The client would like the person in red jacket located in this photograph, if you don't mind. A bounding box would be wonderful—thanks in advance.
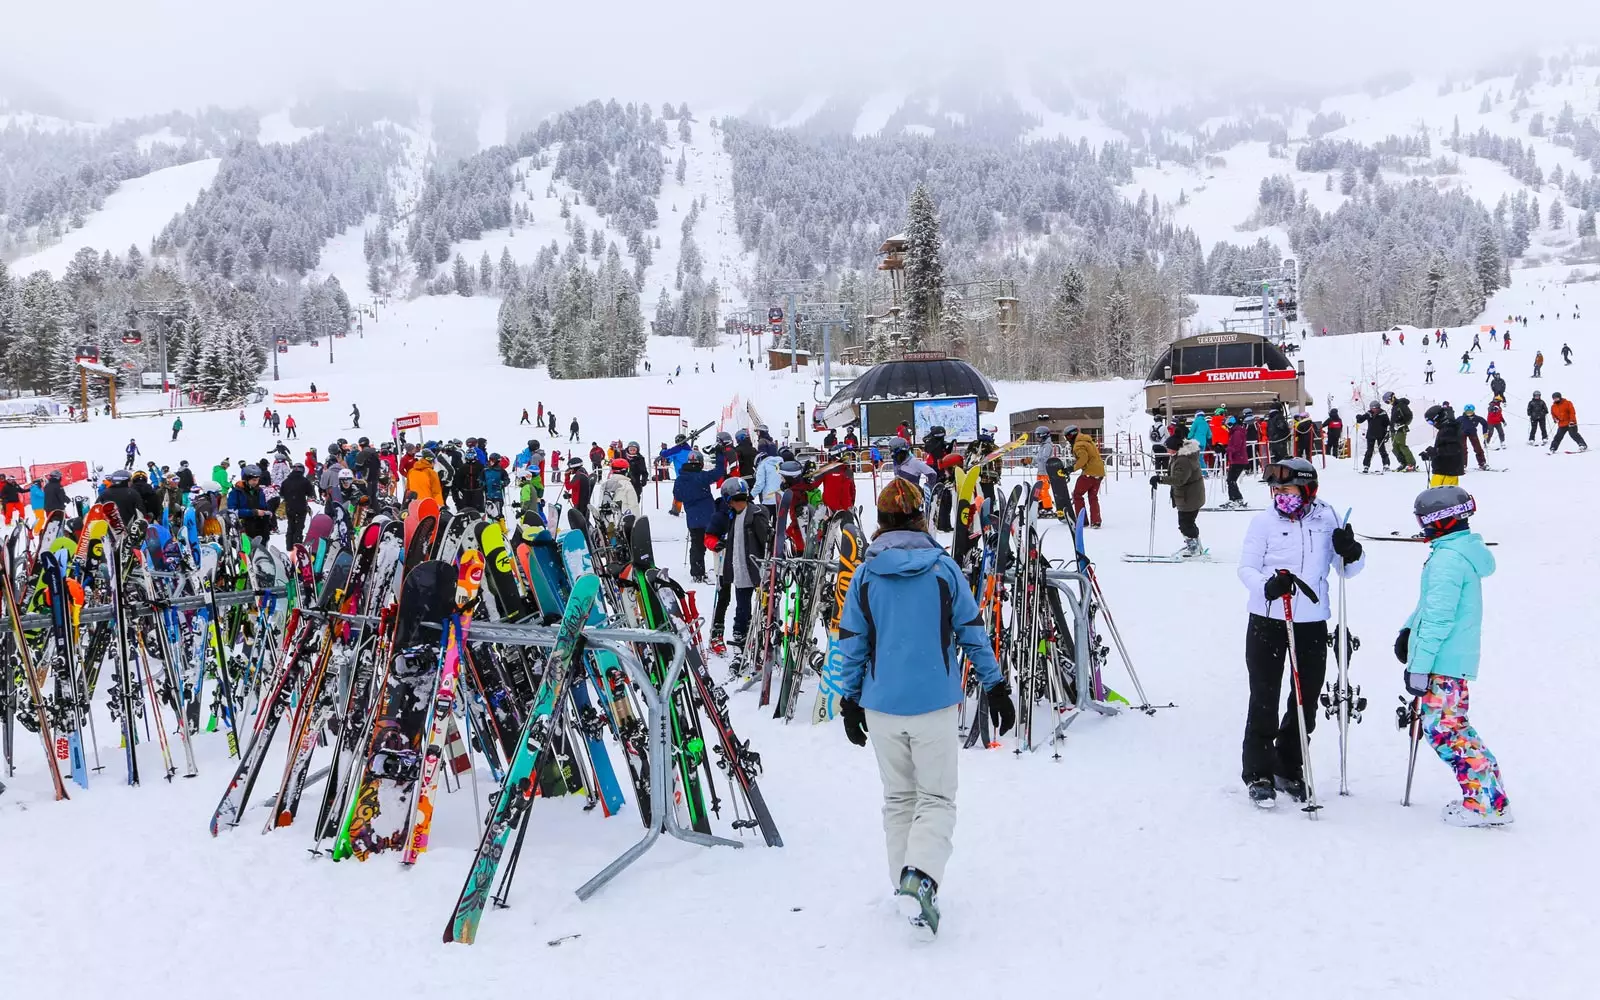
[284,413,298,439]
[1549,392,1588,453]
[1483,400,1506,450]
[304,448,318,475]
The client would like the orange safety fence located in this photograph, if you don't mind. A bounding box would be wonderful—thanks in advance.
[4,461,90,486]
[273,392,329,404]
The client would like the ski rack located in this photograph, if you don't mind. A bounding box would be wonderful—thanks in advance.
[317,613,743,900]
[1041,569,1123,738]
[5,587,290,630]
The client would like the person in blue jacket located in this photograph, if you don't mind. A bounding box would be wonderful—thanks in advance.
[672,447,726,582]
[835,477,1014,937]
[1186,410,1212,452]
[483,454,509,512]
[226,466,275,544]
[1395,486,1510,826]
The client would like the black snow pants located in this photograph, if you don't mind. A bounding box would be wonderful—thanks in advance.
[1242,613,1329,786]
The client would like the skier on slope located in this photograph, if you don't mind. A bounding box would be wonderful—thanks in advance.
[1236,457,1365,808]
[1457,405,1489,470]
[1222,416,1251,509]
[1562,343,1573,365]
[350,404,360,429]
[1483,400,1507,449]
[1424,359,1436,384]
[1150,432,1205,557]
[1549,392,1588,453]
[1527,391,1550,445]
[1387,393,1417,471]
[1395,486,1511,826]
[1355,401,1391,472]
[835,477,1012,937]
[124,438,139,470]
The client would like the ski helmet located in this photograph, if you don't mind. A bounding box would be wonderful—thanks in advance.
[720,478,749,499]
[610,458,630,472]
[358,436,370,447]
[930,425,946,437]
[1035,425,1050,439]
[1369,400,1382,411]
[1533,390,1542,399]
[716,431,733,446]
[1463,404,1475,414]
[1263,457,1318,495]
[778,447,795,462]
[1063,424,1080,437]
[735,429,750,442]
[338,467,354,481]
[626,441,639,452]
[778,459,804,479]
[110,468,131,483]
[1552,392,1564,402]
[674,434,687,444]
[1414,485,1475,539]
[685,450,704,468]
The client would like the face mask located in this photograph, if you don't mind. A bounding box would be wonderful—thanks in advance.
[1273,492,1305,518]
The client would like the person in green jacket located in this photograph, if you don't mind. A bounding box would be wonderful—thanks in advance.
[1395,485,1511,827]
[171,416,183,441]
[211,458,231,490]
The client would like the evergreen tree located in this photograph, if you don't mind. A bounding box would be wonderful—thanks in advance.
[1549,198,1566,230]
[1580,210,1597,238]
[1339,163,1358,195]
[453,253,474,296]
[901,185,946,349]
[498,248,521,293]
[367,258,382,295]
[479,250,494,292]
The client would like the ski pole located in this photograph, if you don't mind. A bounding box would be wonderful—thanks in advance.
[1399,695,1423,806]
[1280,579,1321,818]
[1336,507,1352,796]
[1146,484,1157,558]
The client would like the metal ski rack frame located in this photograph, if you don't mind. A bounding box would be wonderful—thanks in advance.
[1041,569,1122,740]
[6,587,290,631]
[410,617,747,901]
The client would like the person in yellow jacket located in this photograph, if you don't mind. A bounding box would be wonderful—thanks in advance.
[405,450,445,505]
[1065,425,1105,527]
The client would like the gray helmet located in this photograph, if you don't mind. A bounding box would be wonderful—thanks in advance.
[1414,485,1475,536]
[720,478,749,499]
[778,459,804,478]
[242,465,261,479]
[1533,390,1542,398]
[110,468,131,483]
[715,431,733,446]
[1063,424,1080,437]
[1264,457,1318,492]
[1035,425,1050,438]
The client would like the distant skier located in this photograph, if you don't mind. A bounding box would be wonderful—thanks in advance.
[1549,392,1588,453]
[569,417,580,442]
[1483,361,1498,384]
[285,414,298,439]
[1387,394,1417,471]
[1458,351,1471,374]
[1150,433,1205,557]
[1484,400,1506,449]
[1527,391,1549,444]
[1502,331,1512,350]
[1533,351,1545,378]
[1458,405,1489,470]
[124,438,139,469]
[1236,457,1365,808]
[170,418,182,442]
[834,477,1011,938]
[1471,333,1482,352]
[1562,343,1574,366]
[548,411,557,436]
[350,404,360,429]
[1396,486,1510,826]
[1424,359,1436,384]
[520,408,530,425]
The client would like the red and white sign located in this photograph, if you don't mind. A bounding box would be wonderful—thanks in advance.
[394,414,423,431]
[1172,367,1298,385]
[647,405,681,417]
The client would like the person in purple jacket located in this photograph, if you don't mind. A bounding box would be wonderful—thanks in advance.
[1222,416,1251,509]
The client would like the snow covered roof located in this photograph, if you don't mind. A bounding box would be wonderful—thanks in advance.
[823,356,998,425]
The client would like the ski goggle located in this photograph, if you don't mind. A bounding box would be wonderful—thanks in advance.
[1262,464,1311,486]
[1417,497,1476,526]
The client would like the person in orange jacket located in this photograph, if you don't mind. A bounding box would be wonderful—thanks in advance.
[405,450,445,504]
[1549,392,1588,453]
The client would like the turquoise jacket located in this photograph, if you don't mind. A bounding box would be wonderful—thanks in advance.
[1403,531,1495,679]
[1187,417,1211,450]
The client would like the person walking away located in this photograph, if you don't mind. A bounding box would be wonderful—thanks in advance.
[483,455,508,512]
[453,452,487,512]
[835,477,1012,937]
[1355,401,1391,472]
[271,411,281,435]
[537,402,544,424]
[1458,405,1489,470]
[1484,400,1507,449]
[1030,426,1057,514]
[1527,391,1550,445]
[674,448,727,583]
[1396,486,1510,826]
[279,465,313,546]
[1064,425,1104,527]
[569,417,580,442]
[1265,405,1291,462]
[1489,373,1507,401]
[350,404,361,429]
[1151,435,1205,557]
[1561,343,1573,365]
[124,438,139,469]
[1223,417,1251,509]
[520,408,530,425]
[1292,412,1318,459]
[1149,420,1169,471]
[1186,409,1212,455]
[1533,351,1544,378]
[1387,394,1416,470]
[41,471,70,520]
[1424,359,1435,384]
[404,449,445,505]
[708,478,768,656]
[174,461,195,493]
[1419,405,1466,487]
[1323,408,1344,458]
[1549,392,1588,453]
[1439,330,1448,349]
[1236,457,1365,807]
[171,417,183,442]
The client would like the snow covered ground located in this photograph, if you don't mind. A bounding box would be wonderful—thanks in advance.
[1,251,1595,999]
[6,158,219,277]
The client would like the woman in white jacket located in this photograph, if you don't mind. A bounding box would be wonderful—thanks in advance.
[1236,457,1365,808]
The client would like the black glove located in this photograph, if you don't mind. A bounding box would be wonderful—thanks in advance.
[1393,626,1410,664]
[1403,670,1430,697]
[986,681,1016,736]
[1331,524,1362,563]
[840,698,869,747]
[1148,474,1160,488]
[1419,447,1435,462]
[1263,569,1304,603]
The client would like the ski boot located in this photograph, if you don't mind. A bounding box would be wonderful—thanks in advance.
[1180,537,1203,559]
[709,635,728,656]
[896,866,940,937]
[1248,778,1276,809]
[1274,774,1307,803]
[1441,801,1514,827]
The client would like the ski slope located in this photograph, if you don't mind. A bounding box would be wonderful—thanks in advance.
[1,264,1595,998]
[6,157,219,277]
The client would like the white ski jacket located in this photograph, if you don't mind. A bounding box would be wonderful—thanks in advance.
[595,474,642,521]
[1237,499,1364,623]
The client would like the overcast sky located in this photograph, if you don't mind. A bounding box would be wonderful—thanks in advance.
[4,0,1598,120]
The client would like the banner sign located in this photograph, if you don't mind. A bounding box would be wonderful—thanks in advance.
[1172,367,1298,385]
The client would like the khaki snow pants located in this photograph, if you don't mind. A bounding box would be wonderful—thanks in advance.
[864,705,960,888]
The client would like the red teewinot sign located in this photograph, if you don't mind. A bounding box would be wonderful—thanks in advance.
[1172,367,1298,385]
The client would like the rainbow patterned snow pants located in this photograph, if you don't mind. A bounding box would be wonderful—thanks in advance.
[1420,677,1509,816]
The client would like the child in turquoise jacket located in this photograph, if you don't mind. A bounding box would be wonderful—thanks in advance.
[1396,486,1511,826]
